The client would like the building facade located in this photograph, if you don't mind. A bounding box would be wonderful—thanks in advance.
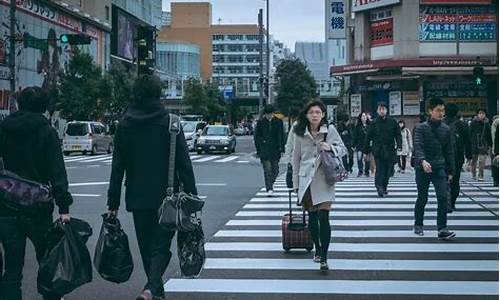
[0,0,111,117]
[331,0,498,127]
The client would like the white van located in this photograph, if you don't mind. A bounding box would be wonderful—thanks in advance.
[62,121,113,156]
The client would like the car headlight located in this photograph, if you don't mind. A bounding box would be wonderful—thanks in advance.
[221,139,230,144]
[198,139,206,145]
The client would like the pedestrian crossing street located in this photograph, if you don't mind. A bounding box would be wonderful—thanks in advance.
[63,154,250,165]
[164,173,499,299]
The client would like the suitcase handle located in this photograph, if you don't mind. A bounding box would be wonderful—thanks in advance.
[288,190,306,226]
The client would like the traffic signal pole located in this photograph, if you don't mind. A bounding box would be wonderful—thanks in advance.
[258,9,264,117]
[8,0,16,113]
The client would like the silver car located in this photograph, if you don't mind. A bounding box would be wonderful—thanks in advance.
[196,125,236,155]
[62,121,113,156]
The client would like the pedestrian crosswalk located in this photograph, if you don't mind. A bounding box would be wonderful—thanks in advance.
[164,173,499,299]
[63,154,250,165]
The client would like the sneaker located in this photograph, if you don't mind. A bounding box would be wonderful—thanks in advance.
[377,189,384,197]
[313,255,321,263]
[438,229,456,240]
[478,177,484,181]
[267,190,274,197]
[320,261,329,270]
[136,290,153,300]
[414,226,424,236]
[383,189,388,196]
[401,170,405,174]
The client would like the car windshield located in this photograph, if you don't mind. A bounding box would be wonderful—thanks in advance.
[182,122,197,133]
[203,126,228,136]
[66,123,89,136]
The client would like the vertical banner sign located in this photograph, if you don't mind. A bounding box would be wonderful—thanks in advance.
[350,94,362,117]
[389,91,402,116]
[403,91,421,115]
[326,0,347,39]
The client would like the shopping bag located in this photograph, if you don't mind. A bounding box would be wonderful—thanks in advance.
[94,213,133,283]
[177,224,205,278]
[38,218,93,295]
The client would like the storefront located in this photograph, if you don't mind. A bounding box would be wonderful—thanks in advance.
[0,0,111,118]
[332,58,498,128]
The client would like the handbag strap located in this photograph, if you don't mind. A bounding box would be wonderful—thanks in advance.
[167,114,181,196]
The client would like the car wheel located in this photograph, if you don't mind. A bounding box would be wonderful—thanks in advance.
[91,145,98,156]
[107,143,113,154]
[63,151,70,156]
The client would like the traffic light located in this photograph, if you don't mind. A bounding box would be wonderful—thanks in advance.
[473,66,484,86]
[137,26,155,76]
[59,34,91,45]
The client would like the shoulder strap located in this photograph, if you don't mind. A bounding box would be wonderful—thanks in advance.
[167,113,180,196]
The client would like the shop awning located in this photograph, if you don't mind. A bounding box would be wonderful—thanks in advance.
[402,66,498,76]
[330,57,497,76]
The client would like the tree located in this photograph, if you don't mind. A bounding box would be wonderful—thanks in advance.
[183,78,207,116]
[104,62,135,120]
[275,58,317,115]
[58,50,110,121]
[204,82,226,122]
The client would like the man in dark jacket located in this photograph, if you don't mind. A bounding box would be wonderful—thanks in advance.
[444,103,472,212]
[363,103,402,197]
[254,105,285,196]
[337,114,354,173]
[469,109,492,181]
[413,97,455,240]
[0,87,72,300]
[107,75,197,300]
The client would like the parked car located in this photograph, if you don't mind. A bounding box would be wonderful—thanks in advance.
[62,121,113,156]
[196,125,236,154]
[182,121,207,151]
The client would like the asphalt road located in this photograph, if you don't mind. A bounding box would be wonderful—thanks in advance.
[20,135,272,300]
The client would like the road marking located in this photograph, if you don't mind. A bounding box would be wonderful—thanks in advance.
[192,156,221,163]
[214,230,499,238]
[164,279,499,295]
[204,242,498,252]
[196,183,227,186]
[226,219,498,226]
[69,182,109,187]
[204,258,498,271]
[102,159,113,163]
[248,197,486,203]
[215,156,239,163]
[72,194,101,197]
[64,156,104,162]
[63,155,85,162]
[236,210,493,217]
[86,165,100,168]
[243,203,498,209]
[79,155,113,163]
[262,187,489,192]
[189,155,202,160]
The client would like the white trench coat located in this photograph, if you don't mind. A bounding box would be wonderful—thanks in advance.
[292,125,347,206]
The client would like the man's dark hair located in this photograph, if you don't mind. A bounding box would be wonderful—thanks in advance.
[133,74,163,105]
[477,109,486,115]
[445,103,459,118]
[377,102,387,109]
[263,104,275,114]
[428,97,445,110]
[18,86,49,113]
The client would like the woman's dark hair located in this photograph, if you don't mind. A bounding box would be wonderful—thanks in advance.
[398,119,406,129]
[357,112,368,126]
[18,87,48,113]
[293,100,327,137]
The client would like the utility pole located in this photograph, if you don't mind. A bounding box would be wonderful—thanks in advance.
[258,9,264,116]
[8,0,16,113]
[266,0,270,105]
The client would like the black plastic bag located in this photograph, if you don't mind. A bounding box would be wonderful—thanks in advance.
[38,218,93,295]
[177,224,205,278]
[94,213,133,283]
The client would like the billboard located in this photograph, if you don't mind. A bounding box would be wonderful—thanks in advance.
[112,8,137,60]
[326,0,347,39]
[370,18,394,46]
[352,0,400,13]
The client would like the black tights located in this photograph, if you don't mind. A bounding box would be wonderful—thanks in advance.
[308,210,331,262]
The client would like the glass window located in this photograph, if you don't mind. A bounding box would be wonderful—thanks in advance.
[66,123,89,136]
[203,126,229,136]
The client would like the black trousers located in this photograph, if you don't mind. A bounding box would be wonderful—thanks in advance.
[342,147,354,173]
[0,212,61,300]
[414,169,449,231]
[132,210,176,297]
[450,162,463,207]
[261,159,280,191]
[398,155,407,171]
[374,157,392,192]
[356,151,370,176]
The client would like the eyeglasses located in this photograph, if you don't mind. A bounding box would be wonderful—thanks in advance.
[307,111,323,116]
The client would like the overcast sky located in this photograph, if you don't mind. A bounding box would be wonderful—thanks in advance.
[162,0,326,51]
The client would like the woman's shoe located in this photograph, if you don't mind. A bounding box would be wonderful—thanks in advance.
[313,250,322,263]
[320,261,329,270]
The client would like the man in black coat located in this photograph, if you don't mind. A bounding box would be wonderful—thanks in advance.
[444,103,472,212]
[469,109,492,181]
[0,87,72,300]
[363,103,402,197]
[413,97,455,240]
[107,75,197,300]
[254,105,285,195]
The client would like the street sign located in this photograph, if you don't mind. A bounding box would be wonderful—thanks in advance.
[223,86,234,101]
[326,0,347,39]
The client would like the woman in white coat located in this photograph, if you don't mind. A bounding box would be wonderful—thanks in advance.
[397,120,413,173]
[292,100,347,270]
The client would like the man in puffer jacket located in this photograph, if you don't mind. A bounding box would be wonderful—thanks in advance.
[412,97,455,240]
[0,87,73,300]
[469,109,492,181]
